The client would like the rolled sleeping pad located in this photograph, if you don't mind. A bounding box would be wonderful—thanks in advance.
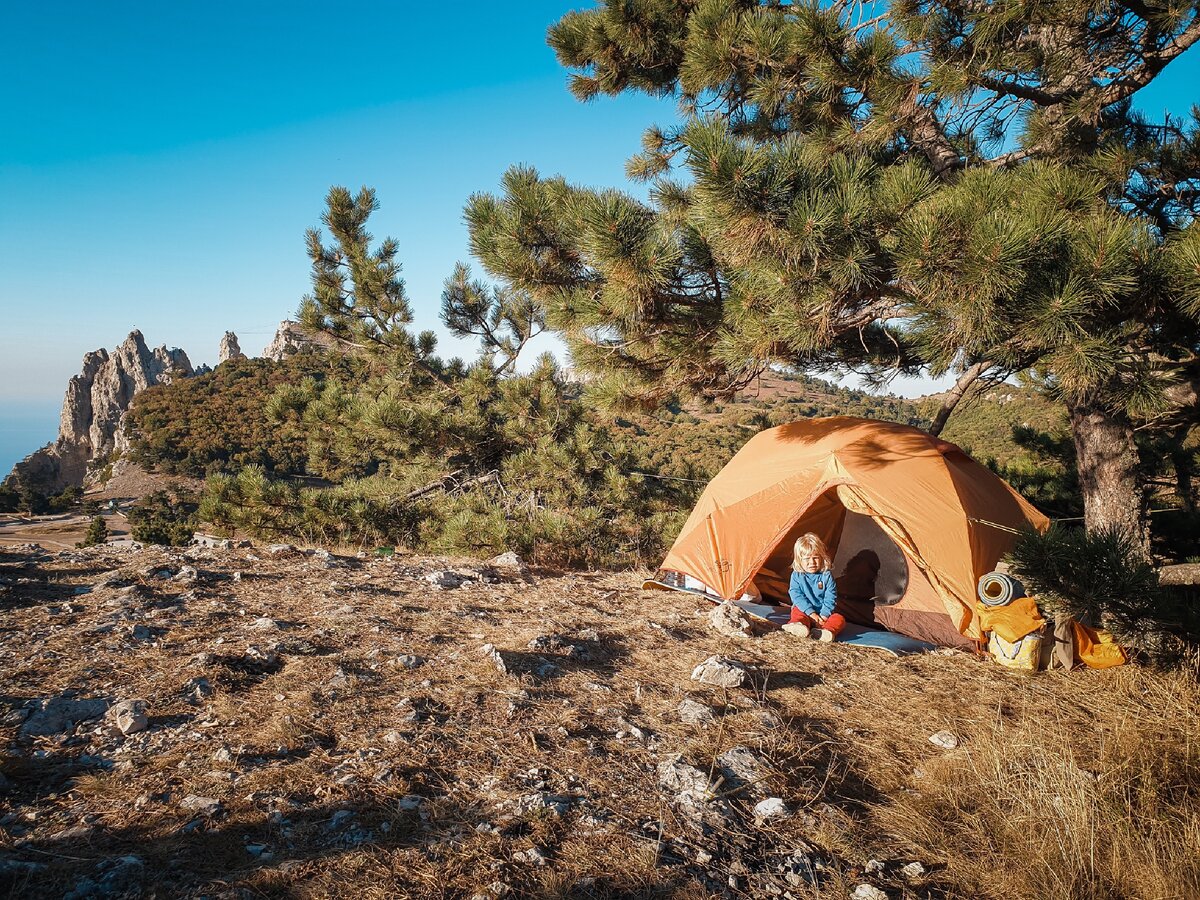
[977,571,1026,607]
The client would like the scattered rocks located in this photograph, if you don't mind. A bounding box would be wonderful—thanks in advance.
[929,730,959,750]
[512,846,548,866]
[19,695,110,738]
[708,601,754,639]
[690,655,749,688]
[424,570,472,589]
[266,544,300,557]
[191,533,233,550]
[104,699,148,736]
[394,654,425,669]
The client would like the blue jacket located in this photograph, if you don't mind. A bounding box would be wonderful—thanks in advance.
[789,570,837,619]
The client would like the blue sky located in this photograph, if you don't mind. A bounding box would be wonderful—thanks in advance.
[1,2,1198,474]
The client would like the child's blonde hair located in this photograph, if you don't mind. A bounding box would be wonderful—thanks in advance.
[792,532,831,572]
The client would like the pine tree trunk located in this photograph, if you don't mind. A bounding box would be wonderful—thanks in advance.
[1067,395,1149,556]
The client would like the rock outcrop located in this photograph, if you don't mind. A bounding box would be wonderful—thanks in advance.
[5,331,194,493]
[262,320,334,361]
[217,332,245,365]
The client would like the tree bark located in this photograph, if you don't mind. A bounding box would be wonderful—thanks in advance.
[1066,394,1149,556]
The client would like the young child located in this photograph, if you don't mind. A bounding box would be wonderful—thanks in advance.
[782,533,845,642]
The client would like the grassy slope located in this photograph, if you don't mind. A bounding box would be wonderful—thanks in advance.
[1,542,1195,899]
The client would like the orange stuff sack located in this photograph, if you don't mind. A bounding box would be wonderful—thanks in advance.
[1071,621,1128,669]
[976,596,1046,644]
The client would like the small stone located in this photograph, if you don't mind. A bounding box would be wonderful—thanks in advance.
[481,644,507,675]
[852,886,889,900]
[865,859,885,874]
[395,654,424,669]
[266,544,298,556]
[901,861,926,879]
[179,795,222,817]
[513,846,548,866]
[424,570,468,589]
[929,730,959,750]
[213,747,234,763]
[678,697,716,726]
[131,624,153,641]
[105,699,148,736]
[753,797,789,820]
[690,655,749,688]
[397,795,423,811]
[708,601,754,638]
[251,617,280,630]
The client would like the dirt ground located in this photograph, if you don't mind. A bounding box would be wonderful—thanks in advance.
[0,539,1194,899]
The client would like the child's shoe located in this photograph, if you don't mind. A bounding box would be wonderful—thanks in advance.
[782,621,810,638]
[813,628,836,642]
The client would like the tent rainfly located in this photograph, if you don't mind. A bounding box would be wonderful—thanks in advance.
[649,417,1050,648]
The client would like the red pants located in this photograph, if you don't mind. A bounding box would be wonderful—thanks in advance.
[789,607,846,637]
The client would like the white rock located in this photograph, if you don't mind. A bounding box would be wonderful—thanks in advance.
[481,644,507,675]
[690,655,749,688]
[852,885,889,900]
[678,697,715,726]
[929,730,959,750]
[179,795,222,817]
[707,601,754,639]
[901,861,926,878]
[865,859,885,874]
[753,797,789,820]
[105,699,148,736]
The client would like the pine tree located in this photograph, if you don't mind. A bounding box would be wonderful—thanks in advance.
[460,0,1200,552]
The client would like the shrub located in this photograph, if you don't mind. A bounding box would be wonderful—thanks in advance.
[77,516,108,548]
[128,490,198,546]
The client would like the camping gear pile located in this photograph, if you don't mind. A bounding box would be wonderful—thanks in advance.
[975,572,1127,671]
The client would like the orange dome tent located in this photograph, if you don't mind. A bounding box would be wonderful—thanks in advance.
[649,417,1049,648]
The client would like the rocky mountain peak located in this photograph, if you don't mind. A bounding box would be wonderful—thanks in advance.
[7,330,196,494]
[218,332,245,365]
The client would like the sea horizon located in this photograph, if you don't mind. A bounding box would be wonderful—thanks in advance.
[0,400,61,479]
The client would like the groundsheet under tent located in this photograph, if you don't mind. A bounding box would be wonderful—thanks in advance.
[645,580,938,657]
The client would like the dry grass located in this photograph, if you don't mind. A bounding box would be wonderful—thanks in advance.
[876,659,1200,900]
[1,541,1196,899]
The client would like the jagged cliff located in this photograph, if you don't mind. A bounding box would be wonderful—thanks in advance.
[6,331,197,493]
[6,323,334,495]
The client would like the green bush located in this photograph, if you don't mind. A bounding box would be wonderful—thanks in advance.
[77,515,108,548]
[128,490,198,546]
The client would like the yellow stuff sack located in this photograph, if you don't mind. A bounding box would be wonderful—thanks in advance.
[1071,621,1128,669]
[988,628,1044,671]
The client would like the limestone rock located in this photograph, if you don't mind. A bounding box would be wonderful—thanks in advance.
[4,330,195,493]
[929,730,959,750]
[261,320,332,361]
[217,331,245,364]
[753,797,789,820]
[678,697,716,726]
[852,885,889,900]
[19,695,110,738]
[690,655,749,688]
[716,746,776,799]
[708,601,754,639]
[105,699,149,736]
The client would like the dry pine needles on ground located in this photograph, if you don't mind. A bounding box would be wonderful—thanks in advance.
[0,541,1196,899]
